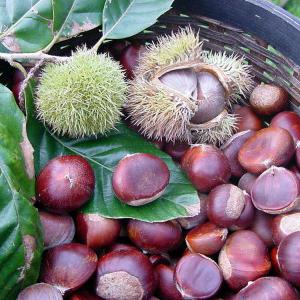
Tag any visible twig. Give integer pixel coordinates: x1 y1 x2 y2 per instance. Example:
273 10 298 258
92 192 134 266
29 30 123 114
0 52 69 63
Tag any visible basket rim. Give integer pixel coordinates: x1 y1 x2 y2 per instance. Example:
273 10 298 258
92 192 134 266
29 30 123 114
174 0 300 66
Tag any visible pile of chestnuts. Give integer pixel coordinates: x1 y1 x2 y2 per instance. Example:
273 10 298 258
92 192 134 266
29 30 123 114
17 45 300 300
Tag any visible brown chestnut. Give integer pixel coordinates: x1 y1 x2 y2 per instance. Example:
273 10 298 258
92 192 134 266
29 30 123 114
95 249 155 299
233 104 263 132
75 213 121 250
17 283 63 300
37 155 95 212
207 184 253 228
175 253 222 299
251 166 300 214
238 127 294 174
112 153 170 206
250 84 289 115
221 130 255 177
272 212 300 245
39 210 75 249
186 222 228 256
181 145 231 193
119 44 145 79
270 111 300 145
127 220 182 254
40 243 98 294
250 211 274 247
163 141 190 163
69 290 102 300
155 264 182 300
238 172 257 194
177 193 208 230
235 277 299 300
277 231 300 287
218 230 271 290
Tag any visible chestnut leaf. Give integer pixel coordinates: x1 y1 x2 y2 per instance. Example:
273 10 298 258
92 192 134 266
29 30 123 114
0 84 43 299
25 81 199 222
0 0 105 53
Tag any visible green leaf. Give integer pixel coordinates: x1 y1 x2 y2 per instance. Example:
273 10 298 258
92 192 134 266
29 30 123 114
0 84 43 299
102 0 173 40
25 81 199 222
0 0 105 53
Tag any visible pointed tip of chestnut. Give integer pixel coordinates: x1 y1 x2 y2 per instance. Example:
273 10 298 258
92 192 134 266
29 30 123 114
238 127 294 174
40 243 98 294
181 145 231 192
250 84 289 116
95 249 155 300
36 155 95 212
112 153 170 206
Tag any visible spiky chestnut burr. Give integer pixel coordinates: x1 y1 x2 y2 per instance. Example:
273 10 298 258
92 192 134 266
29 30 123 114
126 27 253 145
36 47 127 138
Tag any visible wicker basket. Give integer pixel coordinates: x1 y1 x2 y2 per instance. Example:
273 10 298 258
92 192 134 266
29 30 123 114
133 0 300 113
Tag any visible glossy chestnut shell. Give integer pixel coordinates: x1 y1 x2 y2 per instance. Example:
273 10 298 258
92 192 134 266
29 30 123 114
37 155 95 212
112 153 170 206
238 127 294 174
181 144 231 193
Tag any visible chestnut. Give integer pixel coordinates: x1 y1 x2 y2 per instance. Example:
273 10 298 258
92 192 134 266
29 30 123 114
39 210 75 249
119 44 144 79
112 153 170 206
290 165 300 183
69 290 102 300
238 127 294 174
250 211 274 247
238 172 257 194
233 104 263 132
221 130 255 177
235 277 299 300
270 111 300 145
181 145 231 193
95 249 155 299
250 84 289 115
37 155 95 212
40 243 98 294
175 253 222 299
127 220 182 254
155 264 182 300
218 230 271 290
163 141 190 162
185 222 228 256
17 283 63 300
251 166 300 214
207 184 253 228
75 213 121 250
272 212 300 245
177 193 208 230
277 231 300 287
